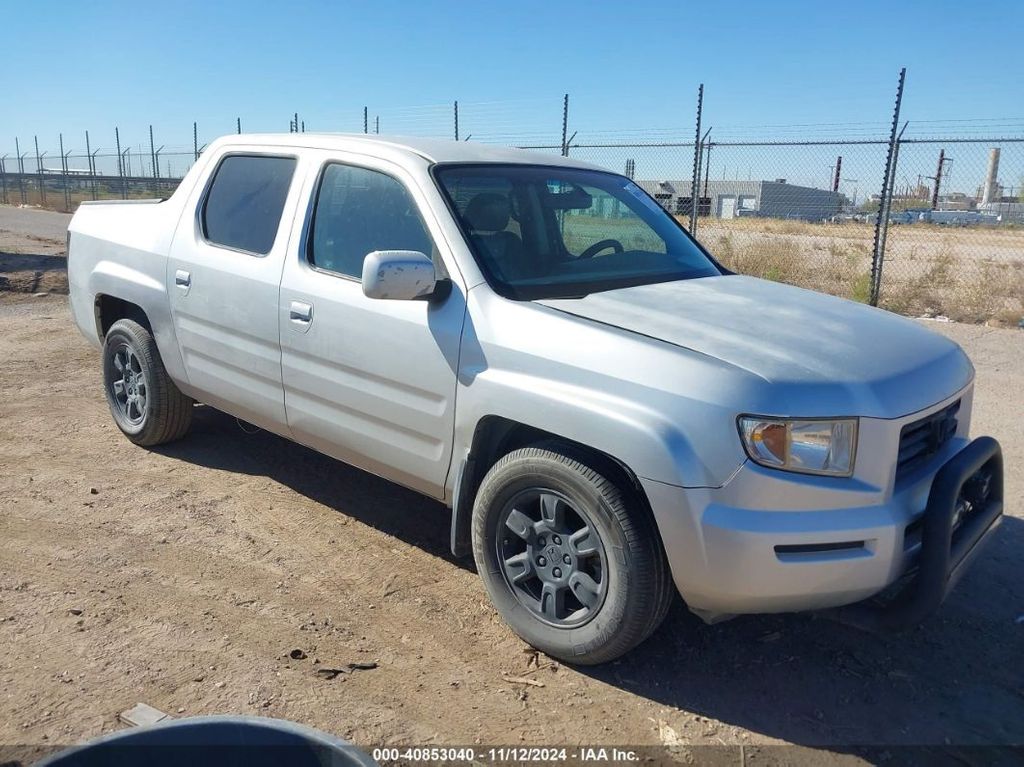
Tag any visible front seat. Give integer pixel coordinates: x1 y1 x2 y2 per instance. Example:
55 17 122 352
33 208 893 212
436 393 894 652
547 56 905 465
463 193 527 280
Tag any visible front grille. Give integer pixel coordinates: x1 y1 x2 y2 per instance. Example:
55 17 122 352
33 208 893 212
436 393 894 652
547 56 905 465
896 399 960 482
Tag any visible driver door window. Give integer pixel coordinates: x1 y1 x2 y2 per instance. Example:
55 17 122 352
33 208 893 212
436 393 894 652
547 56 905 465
309 163 435 279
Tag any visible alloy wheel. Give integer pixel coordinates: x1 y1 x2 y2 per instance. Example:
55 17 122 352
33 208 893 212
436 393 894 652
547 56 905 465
496 489 608 627
109 344 148 426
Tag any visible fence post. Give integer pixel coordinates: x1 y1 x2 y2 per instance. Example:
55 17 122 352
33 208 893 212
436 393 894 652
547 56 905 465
703 134 714 200
115 127 126 200
34 136 46 206
59 133 70 212
16 137 28 205
85 131 95 201
874 121 908 300
689 84 704 234
870 67 906 306
149 125 157 180
560 94 570 156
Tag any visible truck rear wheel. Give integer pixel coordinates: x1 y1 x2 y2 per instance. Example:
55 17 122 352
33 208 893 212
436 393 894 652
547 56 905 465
102 319 193 446
472 444 673 664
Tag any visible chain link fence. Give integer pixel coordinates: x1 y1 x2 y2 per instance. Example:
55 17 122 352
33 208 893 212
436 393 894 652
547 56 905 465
878 138 1024 323
3 88 1023 324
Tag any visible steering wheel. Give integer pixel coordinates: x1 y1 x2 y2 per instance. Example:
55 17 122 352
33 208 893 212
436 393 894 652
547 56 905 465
578 239 624 259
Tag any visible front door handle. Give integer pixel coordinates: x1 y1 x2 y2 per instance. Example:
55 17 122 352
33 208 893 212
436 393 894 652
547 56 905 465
289 300 313 324
174 269 191 288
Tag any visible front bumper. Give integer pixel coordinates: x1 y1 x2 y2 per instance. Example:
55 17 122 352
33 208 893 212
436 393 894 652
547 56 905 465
641 435 1003 622
829 435 1003 630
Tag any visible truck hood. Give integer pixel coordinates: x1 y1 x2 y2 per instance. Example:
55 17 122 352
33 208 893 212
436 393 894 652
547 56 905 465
538 275 973 418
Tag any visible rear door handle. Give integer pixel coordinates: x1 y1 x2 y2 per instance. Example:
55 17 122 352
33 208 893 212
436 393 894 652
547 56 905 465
289 300 313 324
174 269 191 288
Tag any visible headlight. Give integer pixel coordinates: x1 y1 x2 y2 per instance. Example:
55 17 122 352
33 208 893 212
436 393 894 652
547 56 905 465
738 416 857 477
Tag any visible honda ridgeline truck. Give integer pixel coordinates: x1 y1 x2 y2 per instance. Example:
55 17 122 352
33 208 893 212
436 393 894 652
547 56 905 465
67 135 1004 664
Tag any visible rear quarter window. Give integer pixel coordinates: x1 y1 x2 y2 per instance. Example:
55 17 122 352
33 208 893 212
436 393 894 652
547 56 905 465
201 155 297 255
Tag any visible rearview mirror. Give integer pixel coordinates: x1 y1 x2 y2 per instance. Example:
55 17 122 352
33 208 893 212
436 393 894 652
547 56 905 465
361 250 443 301
547 185 593 210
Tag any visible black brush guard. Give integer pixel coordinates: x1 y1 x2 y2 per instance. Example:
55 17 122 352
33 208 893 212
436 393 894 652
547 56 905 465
830 436 1003 631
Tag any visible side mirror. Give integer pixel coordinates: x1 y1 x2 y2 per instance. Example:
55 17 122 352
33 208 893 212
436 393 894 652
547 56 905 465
361 250 445 301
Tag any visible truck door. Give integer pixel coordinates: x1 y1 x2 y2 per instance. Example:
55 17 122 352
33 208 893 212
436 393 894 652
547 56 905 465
167 150 303 432
279 156 465 499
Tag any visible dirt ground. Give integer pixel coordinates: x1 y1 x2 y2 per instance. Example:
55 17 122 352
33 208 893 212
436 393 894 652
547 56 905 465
0 207 70 295
1 208 1023 763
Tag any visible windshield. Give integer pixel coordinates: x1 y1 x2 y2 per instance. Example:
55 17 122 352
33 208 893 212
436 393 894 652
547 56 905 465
435 164 721 299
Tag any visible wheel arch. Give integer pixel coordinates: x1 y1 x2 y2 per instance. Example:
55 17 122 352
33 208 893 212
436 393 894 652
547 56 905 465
94 294 153 339
88 281 190 390
449 415 661 558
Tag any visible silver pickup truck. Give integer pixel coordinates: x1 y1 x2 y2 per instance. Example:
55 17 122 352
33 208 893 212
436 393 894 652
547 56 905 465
68 134 1004 664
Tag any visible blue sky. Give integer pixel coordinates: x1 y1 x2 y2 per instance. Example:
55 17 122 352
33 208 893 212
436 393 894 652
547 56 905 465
3 0 1023 190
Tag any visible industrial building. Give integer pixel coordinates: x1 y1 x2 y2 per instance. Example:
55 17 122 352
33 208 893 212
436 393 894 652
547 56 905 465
892 147 1023 224
635 178 846 221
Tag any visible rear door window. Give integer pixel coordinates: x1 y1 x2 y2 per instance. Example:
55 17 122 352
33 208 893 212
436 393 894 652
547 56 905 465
201 155 297 255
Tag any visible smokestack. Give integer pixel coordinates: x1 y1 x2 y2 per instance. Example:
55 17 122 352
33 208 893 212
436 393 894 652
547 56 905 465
982 147 1000 205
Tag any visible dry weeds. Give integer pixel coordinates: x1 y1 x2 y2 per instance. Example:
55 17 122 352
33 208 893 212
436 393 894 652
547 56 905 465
694 218 1023 324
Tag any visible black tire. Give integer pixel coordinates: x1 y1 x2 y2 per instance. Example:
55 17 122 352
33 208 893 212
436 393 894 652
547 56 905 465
472 443 673 664
102 318 193 446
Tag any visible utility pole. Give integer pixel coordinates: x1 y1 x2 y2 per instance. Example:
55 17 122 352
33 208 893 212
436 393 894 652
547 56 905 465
844 178 859 207
363 106 368 134
930 149 949 209
833 156 842 192
193 122 199 161
454 100 459 141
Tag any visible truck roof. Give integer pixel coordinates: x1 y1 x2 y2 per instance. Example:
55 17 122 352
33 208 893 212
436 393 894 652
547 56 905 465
211 133 603 170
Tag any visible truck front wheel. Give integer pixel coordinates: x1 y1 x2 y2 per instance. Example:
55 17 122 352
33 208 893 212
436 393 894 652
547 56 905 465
102 319 193 446
472 444 673 664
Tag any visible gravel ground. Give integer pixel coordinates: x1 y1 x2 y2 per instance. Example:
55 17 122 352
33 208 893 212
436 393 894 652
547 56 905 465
0 206 72 246
0 207 1022 763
